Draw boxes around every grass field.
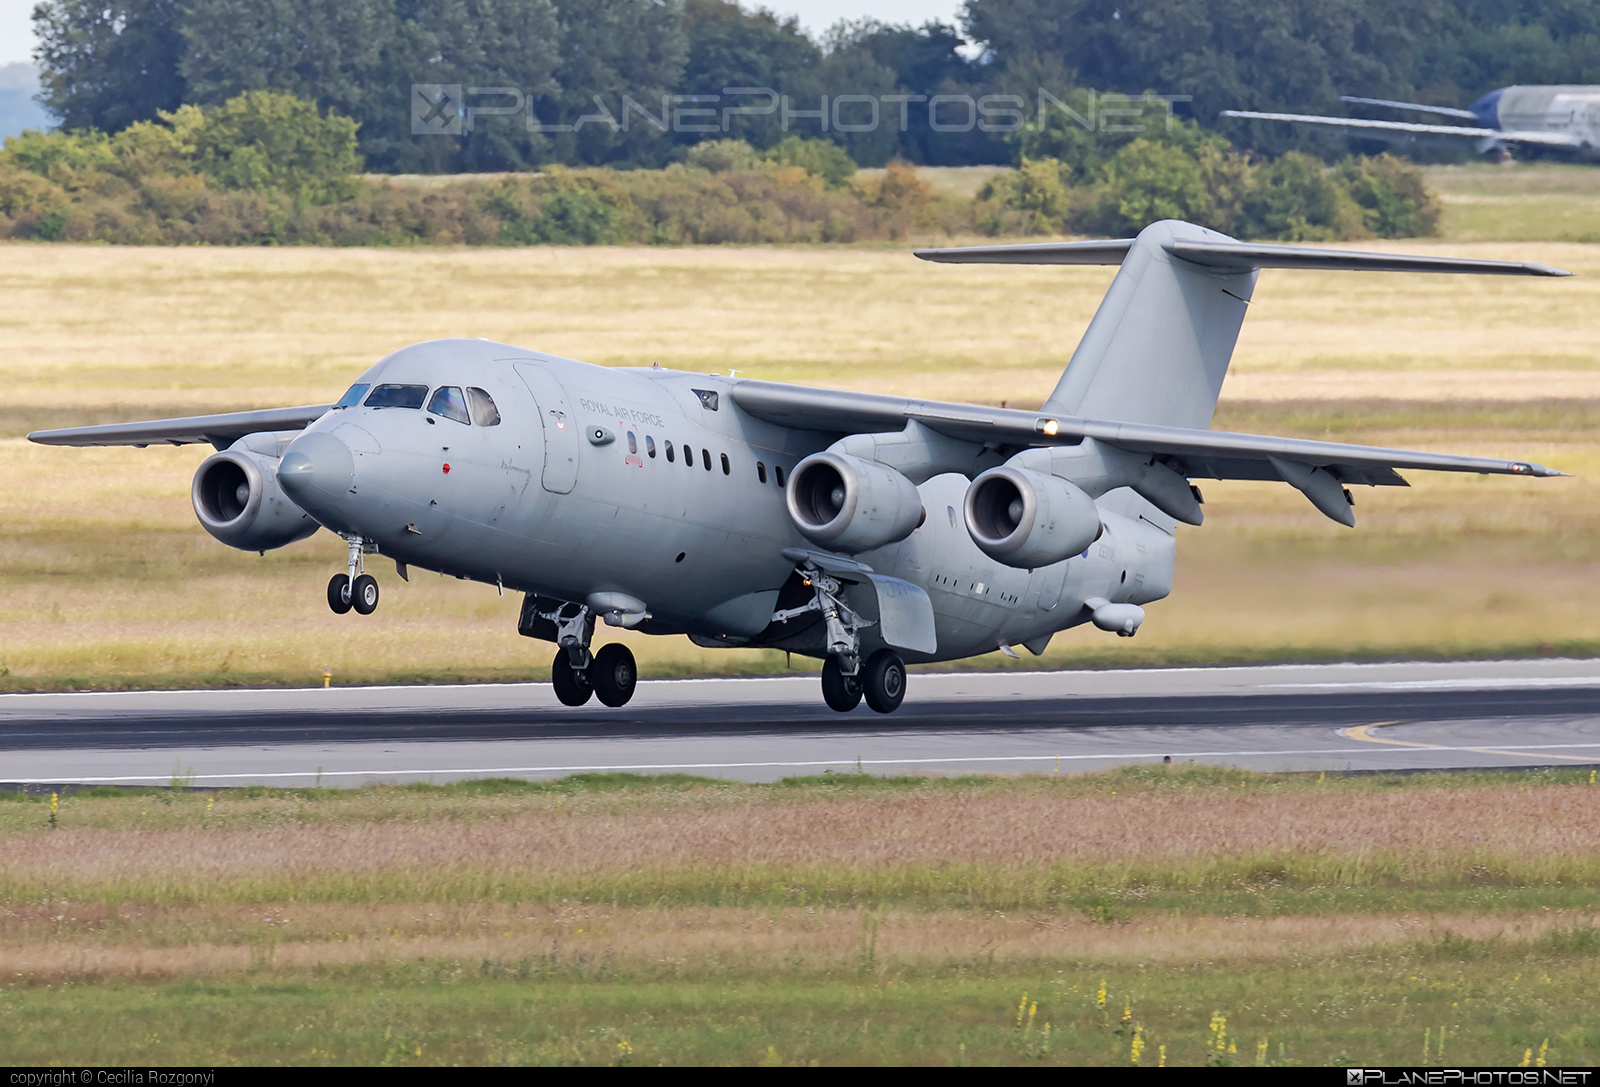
[1,233,1597,688]
[1426,163,1600,243]
[1,767,1597,1066]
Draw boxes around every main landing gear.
[327,535,380,615]
[773,564,907,715]
[540,601,638,708]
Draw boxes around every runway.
[4,658,1600,786]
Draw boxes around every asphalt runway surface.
[5,658,1600,786]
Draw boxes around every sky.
[0,0,970,67]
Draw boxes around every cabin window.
[720,452,730,475]
[646,436,656,458]
[364,383,428,409]
[702,448,712,471]
[626,432,638,454]
[665,441,675,463]
[466,387,501,426]
[774,465,785,487]
[427,386,471,424]
[756,461,767,484]
[335,383,370,408]
[684,445,695,469]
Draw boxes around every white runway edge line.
[11,740,1600,784]
[9,657,1600,702]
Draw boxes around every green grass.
[3,949,1595,1065]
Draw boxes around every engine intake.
[785,451,924,553]
[192,446,318,552]
[964,466,1101,569]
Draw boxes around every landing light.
[1036,418,1060,436]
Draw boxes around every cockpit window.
[427,386,471,424]
[364,383,428,409]
[334,383,370,408]
[466,387,501,426]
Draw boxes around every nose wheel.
[326,574,353,614]
[327,536,381,615]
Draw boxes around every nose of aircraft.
[279,430,355,522]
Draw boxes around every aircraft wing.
[1220,109,1587,151]
[1339,96,1480,121]
[27,404,332,449]
[728,381,1563,483]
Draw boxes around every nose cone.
[279,430,355,522]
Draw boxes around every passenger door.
[513,362,579,494]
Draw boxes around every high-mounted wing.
[1220,109,1587,152]
[728,380,1563,482]
[27,404,332,450]
[915,237,1571,276]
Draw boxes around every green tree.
[1089,138,1212,235]
[183,91,362,203]
[764,135,856,187]
[539,0,687,167]
[1238,151,1358,242]
[1335,153,1440,238]
[32,0,187,132]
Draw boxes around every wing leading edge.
[27,404,332,449]
[728,380,1563,484]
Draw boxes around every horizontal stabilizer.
[914,239,1134,265]
[917,238,1571,277]
[28,404,332,449]
[1220,109,1586,151]
[1340,95,1480,120]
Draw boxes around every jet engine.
[191,445,318,552]
[963,466,1101,569]
[785,451,924,553]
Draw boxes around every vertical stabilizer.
[1043,220,1255,429]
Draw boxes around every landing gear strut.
[773,563,906,714]
[541,602,638,707]
[327,535,380,616]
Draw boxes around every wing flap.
[27,404,332,449]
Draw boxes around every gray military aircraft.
[28,220,1571,714]
[1223,87,1600,159]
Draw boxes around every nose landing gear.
[327,535,381,616]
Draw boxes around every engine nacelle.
[192,446,318,552]
[963,466,1102,569]
[785,451,924,553]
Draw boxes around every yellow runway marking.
[1343,722,1598,762]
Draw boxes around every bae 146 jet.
[1224,87,1600,160]
[29,220,1572,714]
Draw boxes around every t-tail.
[916,220,1569,431]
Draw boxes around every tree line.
[29,0,1600,173]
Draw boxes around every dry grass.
[2,902,1593,983]
[1,240,1599,686]
[7,772,1600,905]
